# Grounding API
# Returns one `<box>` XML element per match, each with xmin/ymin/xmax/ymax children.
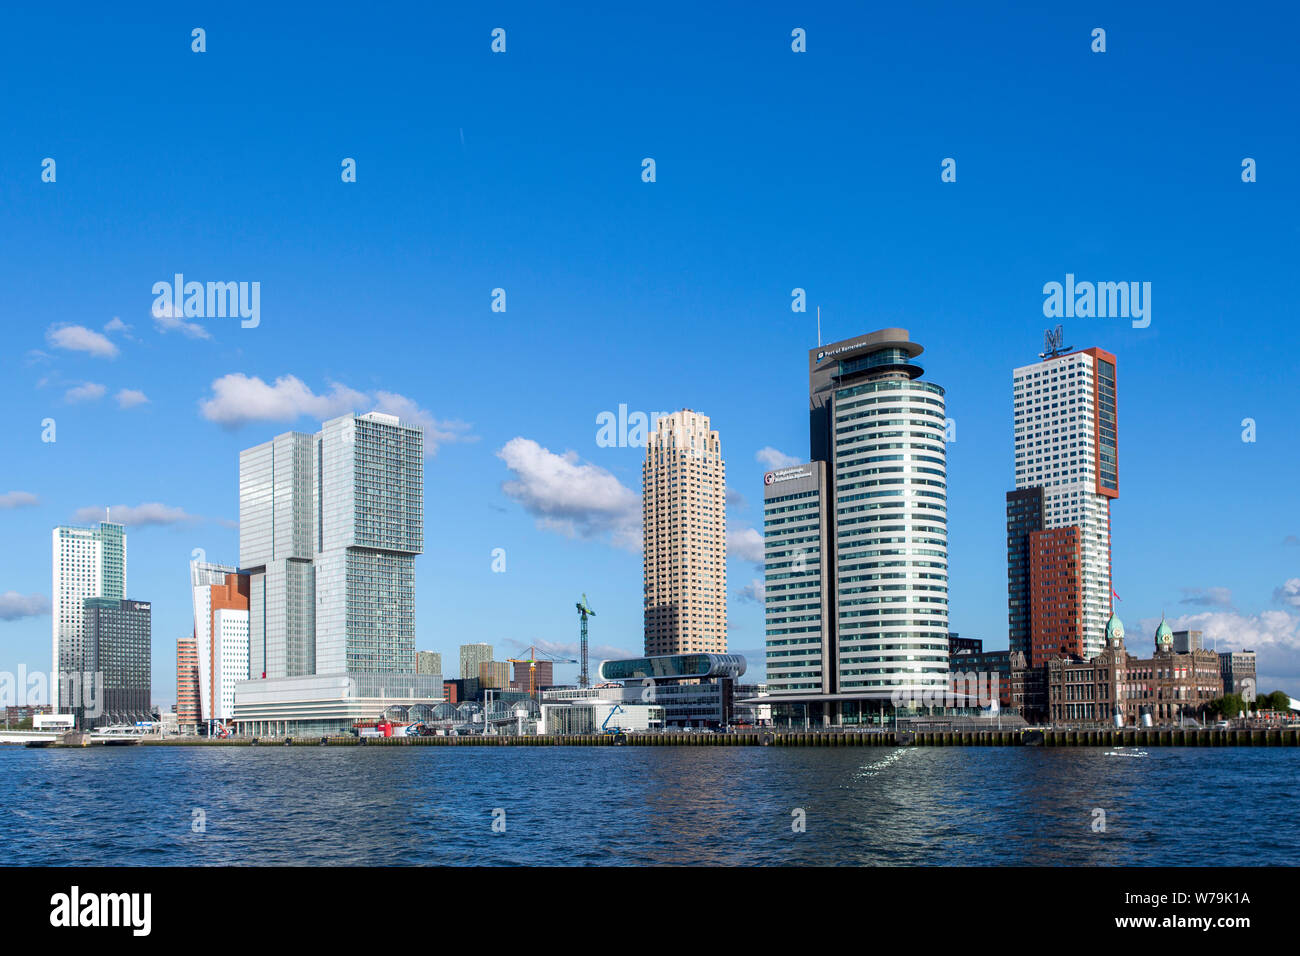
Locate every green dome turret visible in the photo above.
<box><xmin>1155</xmin><ymin>615</ymin><xmax>1173</xmax><ymax>647</ymax></box>
<box><xmin>1106</xmin><ymin>612</ymin><xmax>1125</xmax><ymax>647</ymax></box>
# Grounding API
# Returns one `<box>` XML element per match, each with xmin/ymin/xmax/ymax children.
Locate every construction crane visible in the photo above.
<box><xmin>505</xmin><ymin>645</ymin><xmax>577</xmax><ymax>698</ymax></box>
<box><xmin>576</xmin><ymin>593</ymin><xmax>596</xmax><ymax>688</ymax></box>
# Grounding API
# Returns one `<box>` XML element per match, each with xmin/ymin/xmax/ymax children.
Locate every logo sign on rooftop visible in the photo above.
<box><xmin>765</xmin><ymin>466</ymin><xmax>812</xmax><ymax>486</ymax></box>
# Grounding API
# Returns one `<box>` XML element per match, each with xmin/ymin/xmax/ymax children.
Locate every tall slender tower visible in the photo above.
<box><xmin>764</xmin><ymin>329</ymin><xmax>949</xmax><ymax>725</ymax></box>
<box><xmin>51</xmin><ymin>520</ymin><xmax>125</xmax><ymax>712</ymax></box>
<box><xmin>642</xmin><ymin>410</ymin><xmax>727</xmax><ymax>656</ymax></box>
<box><xmin>1011</xmin><ymin>340</ymin><xmax>1118</xmax><ymax>665</ymax></box>
<box><xmin>190</xmin><ymin>561</ymin><xmax>250</xmax><ymax>728</ymax></box>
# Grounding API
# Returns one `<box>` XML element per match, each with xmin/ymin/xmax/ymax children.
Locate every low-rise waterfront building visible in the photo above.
<box><xmin>1047</xmin><ymin>614</ymin><xmax>1222</xmax><ymax>726</ymax></box>
<box><xmin>231</xmin><ymin>672</ymin><xmax>445</xmax><ymax>736</ymax></box>
<box><xmin>539</xmin><ymin>699</ymin><xmax>663</xmax><ymax>734</ymax></box>
<box><xmin>541</xmin><ymin>653</ymin><xmax>746</xmax><ymax>728</ymax></box>
<box><xmin>948</xmin><ymin>649</ymin><xmax>1012</xmax><ymax>709</ymax></box>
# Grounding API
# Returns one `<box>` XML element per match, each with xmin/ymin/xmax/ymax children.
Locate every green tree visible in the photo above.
<box><xmin>1263</xmin><ymin>690</ymin><xmax>1292</xmax><ymax>712</ymax></box>
<box><xmin>1209</xmin><ymin>693</ymin><xmax>1245</xmax><ymax>718</ymax></box>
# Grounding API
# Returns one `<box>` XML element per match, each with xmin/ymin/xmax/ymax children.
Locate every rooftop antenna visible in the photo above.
<box><xmin>817</xmin><ymin>306</ymin><xmax>822</xmax><ymax>347</ymax></box>
<box><xmin>1039</xmin><ymin>324</ymin><xmax>1072</xmax><ymax>359</ymax></box>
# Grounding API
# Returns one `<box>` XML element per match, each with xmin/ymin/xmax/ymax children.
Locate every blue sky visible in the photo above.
<box><xmin>2</xmin><ymin>1</ymin><xmax>1298</xmax><ymax>705</ymax></box>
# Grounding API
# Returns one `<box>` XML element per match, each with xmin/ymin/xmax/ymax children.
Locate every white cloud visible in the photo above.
<box><xmin>736</xmin><ymin>579</ymin><xmax>764</xmax><ymax>604</ymax></box>
<box><xmin>71</xmin><ymin>502</ymin><xmax>196</xmax><ymax>528</ymax></box>
<box><xmin>372</xmin><ymin>391</ymin><xmax>477</xmax><ymax>456</ymax></box>
<box><xmin>0</xmin><ymin>491</ymin><xmax>39</xmax><ymax>509</ymax></box>
<box><xmin>197</xmin><ymin>375</ymin><xmax>471</xmax><ymax>456</ymax></box>
<box><xmin>727</xmin><ymin>526</ymin><xmax>764</xmax><ymax>563</ymax></box>
<box><xmin>64</xmin><ymin>382</ymin><xmax>107</xmax><ymax>403</ymax></box>
<box><xmin>152</xmin><ymin>300</ymin><xmax>213</xmax><ymax>339</ymax></box>
<box><xmin>1275</xmin><ymin>579</ymin><xmax>1300</xmax><ymax>609</ymax></box>
<box><xmin>115</xmin><ymin>389</ymin><xmax>149</xmax><ymax>409</ymax></box>
<box><xmin>0</xmin><ymin>592</ymin><xmax>51</xmax><ymax>621</ymax></box>
<box><xmin>103</xmin><ymin>317</ymin><xmax>130</xmax><ymax>334</ymax></box>
<box><xmin>46</xmin><ymin>324</ymin><xmax>119</xmax><ymax>359</ymax></box>
<box><xmin>198</xmin><ymin>373</ymin><xmax>368</xmax><ymax>428</ymax></box>
<box><xmin>756</xmin><ymin>446</ymin><xmax>801</xmax><ymax>469</ymax></box>
<box><xmin>725</xmin><ymin>486</ymin><xmax>748</xmax><ymax>510</ymax></box>
<box><xmin>497</xmin><ymin>437</ymin><xmax>641</xmax><ymax>550</ymax></box>
<box><xmin>1179</xmin><ymin>586</ymin><xmax>1234</xmax><ymax>609</ymax></box>
<box><xmin>1168</xmin><ymin>608</ymin><xmax>1300</xmax><ymax>696</ymax></box>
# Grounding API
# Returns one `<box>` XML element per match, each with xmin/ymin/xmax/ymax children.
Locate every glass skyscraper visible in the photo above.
<box><xmin>239</xmin><ymin>411</ymin><xmax>424</xmax><ymax>682</ymax></box>
<box><xmin>763</xmin><ymin>329</ymin><xmax>949</xmax><ymax>725</ymax></box>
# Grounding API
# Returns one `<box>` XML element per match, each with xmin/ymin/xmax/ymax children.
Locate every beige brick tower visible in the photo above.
<box><xmin>642</xmin><ymin>410</ymin><xmax>727</xmax><ymax>655</ymax></box>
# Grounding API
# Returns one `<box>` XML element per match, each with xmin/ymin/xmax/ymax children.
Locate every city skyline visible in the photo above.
<box><xmin>2</xmin><ymin>5</ymin><xmax>1298</xmax><ymax>705</ymax></box>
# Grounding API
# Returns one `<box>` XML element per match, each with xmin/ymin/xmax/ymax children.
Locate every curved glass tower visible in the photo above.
<box><xmin>811</xmin><ymin>330</ymin><xmax>949</xmax><ymax>699</ymax></box>
<box><xmin>764</xmin><ymin>329</ymin><xmax>949</xmax><ymax>725</ymax></box>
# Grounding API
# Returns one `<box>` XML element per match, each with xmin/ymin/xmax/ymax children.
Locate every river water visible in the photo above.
<box><xmin>2</xmin><ymin>745</ymin><xmax>1292</xmax><ymax>865</ymax></box>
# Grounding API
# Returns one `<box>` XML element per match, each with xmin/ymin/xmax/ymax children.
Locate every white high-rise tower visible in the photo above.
<box><xmin>51</xmin><ymin>520</ymin><xmax>125</xmax><ymax>712</ymax></box>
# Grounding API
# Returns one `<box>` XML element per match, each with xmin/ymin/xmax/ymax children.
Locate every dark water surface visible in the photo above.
<box><xmin>1</xmin><ymin>745</ymin><xmax>1294</xmax><ymax>865</ymax></box>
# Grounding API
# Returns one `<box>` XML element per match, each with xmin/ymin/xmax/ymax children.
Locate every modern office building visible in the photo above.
<box><xmin>1010</xmin><ymin>342</ymin><xmax>1118</xmax><ymax>663</ymax></box>
<box><xmin>233</xmin><ymin>411</ymin><xmax>438</xmax><ymax>734</ymax></box>
<box><xmin>1173</xmin><ymin>629</ymin><xmax>1204</xmax><ymax>654</ymax></box>
<box><xmin>1005</xmin><ymin>488</ymin><xmax>1044</xmax><ymax>659</ymax></box>
<box><xmin>479</xmin><ymin>660</ymin><xmax>510</xmax><ymax>690</ymax></box>
<box><xmin>444</xmin><ymin>677</ymin><xmax>480</xmax><ymax>703</ymax></box>
<box><xmin>176</xmin><ymin>638</ymin><xmax>200</xmax><ymax>733</ymax></box>
<box><xmin>190</xmin><ymin>561</ymin><xmax>250</xmax><ymax>730</ymax></box>
<box><xmin>946</xmin><ymin>649</ymin><xmax>1012</xmax><ymax>709</ymax></box>
<box><xmin>763</xmin><ymin>461</ymin><xmax>831</xmax><ymax>696</ymax></box>
<box><xmin>415</xmin><ymin>651</ymin><xmax>442</xmax><ymax>675</ymax></box>
<box><xmin>512</xmin><ymin>659</ymin><xmax>554</xmax><ymax>693</ymax></box>
<box><xmin>82</xmin><ymin>597</ymin><xmax>152</xmax><ymax>729</ymax></box>
<box><xmin>51</xmin><ymin>519</ymin><xmax>125</xmax><ymax>713</ymax></box>
<box><xmin>1218</xmin><ymin>650</ymin><xmax>1257</xmax><ymax>697</ymax></box>
<box><xmin>459</xmin><ymin>643</ymin><xmax>493</xmax><ymax>681</ymax></box>
<box><xmin>642</xmin><ymin>410</ymin><xmax>727</xmax><ymax>656</ymax></box>
<box><xmin>761</xmin><ymin>329</ymin><xmax>949</xmax><ymax>726</ymax></box>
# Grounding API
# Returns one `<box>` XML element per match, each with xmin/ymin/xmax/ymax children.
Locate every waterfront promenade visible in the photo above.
<box><xmin>118</xmin><ymin>727</ymin><xmax>1300</xmax><ymax>748</ymax></box>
